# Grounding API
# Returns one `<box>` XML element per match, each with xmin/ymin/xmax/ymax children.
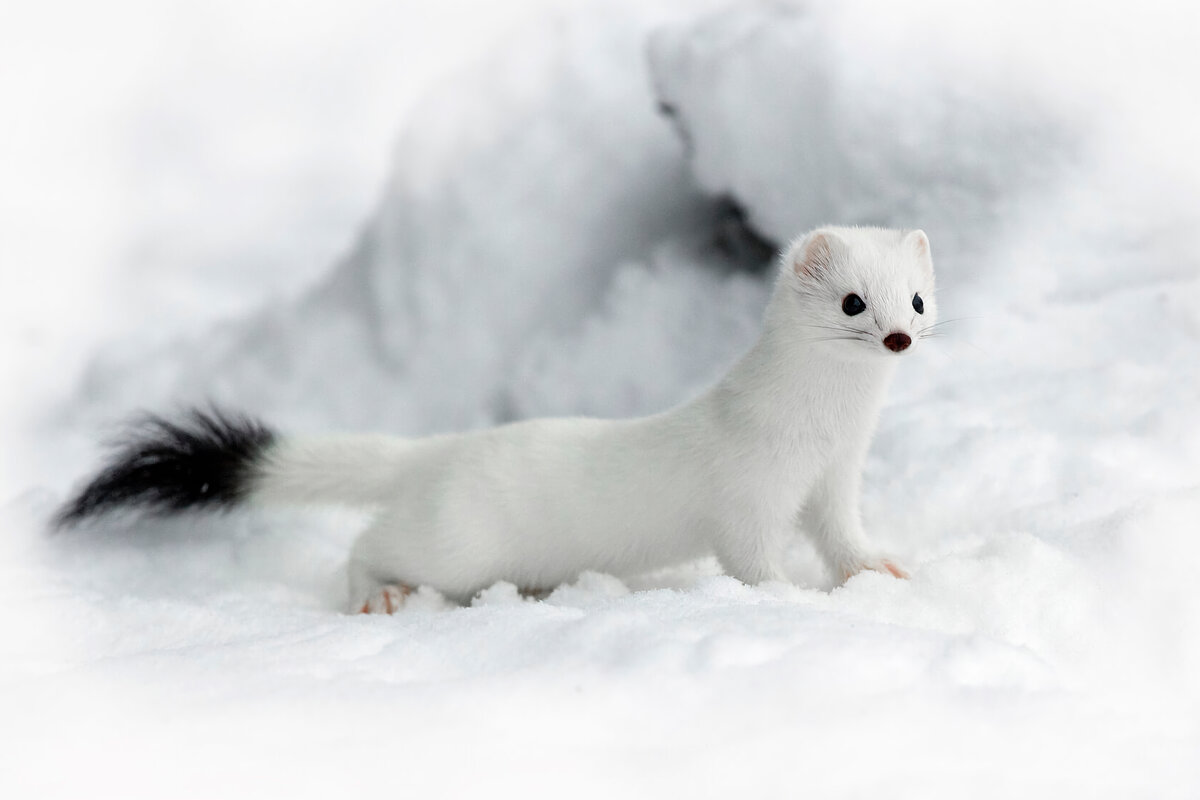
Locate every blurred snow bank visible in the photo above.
<box><xmin>648</xmin><ymin>2</ymin><xmax>1077</xmax><ymax>252</ymax></box>
<box><xmin>69</xmin><ymin>1</ymin><xmax>757</xmax><ymax>436</ymax></box>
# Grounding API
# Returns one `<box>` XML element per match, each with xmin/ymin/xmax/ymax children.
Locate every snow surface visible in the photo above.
<box><xmin>4</xmin><ymin>0</ymin><xmax>1200</xmax><ymax>797</ymax></box>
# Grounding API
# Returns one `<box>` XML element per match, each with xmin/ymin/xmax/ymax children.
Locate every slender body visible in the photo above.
<box><xmin>58</xmin><ymin>226</ymin><xmax>937</xmax><ymax>612</ymax></box>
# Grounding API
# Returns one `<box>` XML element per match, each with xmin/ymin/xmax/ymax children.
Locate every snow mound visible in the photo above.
<box><xmin>648</xmin><ymin>2</ymin><xmax>1079</xmax><ymax>252</ymax></box>
<box><xmin>70</xmin><ymin>1</ymin><xmax>749</xmax><ymax>437</ymax></box>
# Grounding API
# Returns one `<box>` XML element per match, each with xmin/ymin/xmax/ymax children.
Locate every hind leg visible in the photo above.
<box><xmin>358</xmin><ymin>583</ymin><xmax>413</xmax><ymax>614</ymax></box>
<box><xmin>347</xmin><ymin>548</ymin><xmax>414</xmax><ymax>615</ymax></box>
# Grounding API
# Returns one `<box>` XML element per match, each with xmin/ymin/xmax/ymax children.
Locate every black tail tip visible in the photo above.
<box><xmin>55</xmin><ymin>406</ymin><xmax>276</xmax><ymax>527</ymax></box>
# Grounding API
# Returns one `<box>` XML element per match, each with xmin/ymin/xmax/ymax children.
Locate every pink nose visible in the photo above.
<box><xmin>883</xmin><ymin>332</ymin><xmax>911</xmax><ymax>352</ymax></box>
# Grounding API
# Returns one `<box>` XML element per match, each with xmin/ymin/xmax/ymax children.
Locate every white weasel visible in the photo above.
<box><xmin>58</xmin><ymin>226</ymin><xmax>936</xmax><ymax>613</ymax></box>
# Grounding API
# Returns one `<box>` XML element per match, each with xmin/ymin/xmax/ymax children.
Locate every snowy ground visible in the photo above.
<box><xmin>3</xmin><ymin>1</ymin><xmax>1200</xmax><ymax>797</ymax></box>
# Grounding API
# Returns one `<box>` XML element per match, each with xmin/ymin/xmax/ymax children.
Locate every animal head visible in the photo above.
<box><xmin>775</xmin><ymin>226</ymin><xmax>937</xmax><ymax>360</ymax></box>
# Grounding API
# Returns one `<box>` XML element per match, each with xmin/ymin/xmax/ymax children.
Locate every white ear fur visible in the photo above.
<box><xmin>905</xmin><ymin>229</ymin><xmax>934</xmax><ymax>278</ymax></box>
<box><xmin>792</xmin><ymin>230</ymin><xmax>839</xmax><ymax>278</ymax></box>
<box><xmin>905</xmin><ymin>229</ymin><xmax>930</xmax><ymax>258</ymax></box>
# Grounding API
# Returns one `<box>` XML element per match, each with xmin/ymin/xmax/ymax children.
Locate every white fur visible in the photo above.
<box><xmin>252</xmin><ymin>226</ymin><xmax>937</xmax><ymax>609</ymax></box>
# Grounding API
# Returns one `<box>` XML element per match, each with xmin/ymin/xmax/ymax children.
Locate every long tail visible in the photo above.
<box><xmin>55</xmin><ymin>407</ymin><xmax>405</xmax><ymax>527</ymax></box>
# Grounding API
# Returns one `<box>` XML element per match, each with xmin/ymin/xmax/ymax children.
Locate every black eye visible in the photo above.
<box><xmin>842</xmin><ymin>294</ymin><xmax>865</xmax><ymax>316</ymax></box>
<box><xmin>912</xmin><ymin>293</ymin><xmax>924</xmax><ymax>314</ymax></box>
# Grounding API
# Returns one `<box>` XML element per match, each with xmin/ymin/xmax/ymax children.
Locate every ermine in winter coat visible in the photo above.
<box><xmin>58</xmin><ymin>226</ymin><xmax>937</xmax><ymax>613</ymax></box>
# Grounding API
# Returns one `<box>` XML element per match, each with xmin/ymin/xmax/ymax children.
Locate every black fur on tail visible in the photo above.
<box><xmin>55</xmin><ymin>407</ymin><xmax>276</xmax><ymax>527</ymax></box>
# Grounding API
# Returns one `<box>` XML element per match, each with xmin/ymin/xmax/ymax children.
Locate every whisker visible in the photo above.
<box><xmin>916</xmin><ymin>317</ymin><xmax>977</xmax><ymax>334</ymax></box>
<box><xmin>798</xmin><ymin>324</ymin><xmax>873</xmax><ymax>336</ymax></box>
<box><xmin>800</xmin><ymin>335</ymin><xmax>875</xmax><ymax>344</ymax></box>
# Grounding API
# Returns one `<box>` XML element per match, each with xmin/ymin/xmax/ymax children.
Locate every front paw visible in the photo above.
<box><xmin>840</xmin><ymin>557</ymin><xmax>910</xmax><ymax>583</ymax></box>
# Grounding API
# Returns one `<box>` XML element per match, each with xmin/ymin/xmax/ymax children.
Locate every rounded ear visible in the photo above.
<box><xmin>905</xmin><ymin>229</ymin><xmax>934</xmax><ymax>277</ymax></box>
<box><xmin>905</xmin><ymin>229</ymin><xmax>930</xmax><ymax>258</ymax></box>
<box><xmin>791</xmin><ymin>230</ymin><xmax>839</xmax><ymax>278</ymax></box>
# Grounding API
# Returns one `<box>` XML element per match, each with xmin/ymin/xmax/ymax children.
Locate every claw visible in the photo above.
<box><xmin>841</xmin><ymin>557</ymin><xmax>911</xmax><ymax>583</ymax></box>
<box><xmin>358</xmin><ymin>584</ymin><xmax>413</xmax><ymax>614</ymax></box>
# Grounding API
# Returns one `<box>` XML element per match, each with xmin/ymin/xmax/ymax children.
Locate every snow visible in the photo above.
<box><xmin>3</xmin><ymin>0</ymin><xmax>1200</xmax><ymax>797</ymax></box>
<box><xmin>648</xmin><ymin>1</ymin><xmax>1079</xmax><ymax>249</ymax></box>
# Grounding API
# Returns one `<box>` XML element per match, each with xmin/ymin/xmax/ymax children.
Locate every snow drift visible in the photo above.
<box><xmin>648</xmin><ymin>2</ymin><xmax>1078</xmax><ymax>251</ymax></box>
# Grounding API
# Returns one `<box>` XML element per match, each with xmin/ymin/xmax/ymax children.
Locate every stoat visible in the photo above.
<box><xmin>57</xmin><ymin>226</ymin><xmax>937</xmax><ymax>613</ymax></box>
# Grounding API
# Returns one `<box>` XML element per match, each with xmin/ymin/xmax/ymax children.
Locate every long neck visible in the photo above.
<box><xmin>697</xmin><ymin>313</ymin><xmax>897</xmax><ymax>447</ymax></box>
